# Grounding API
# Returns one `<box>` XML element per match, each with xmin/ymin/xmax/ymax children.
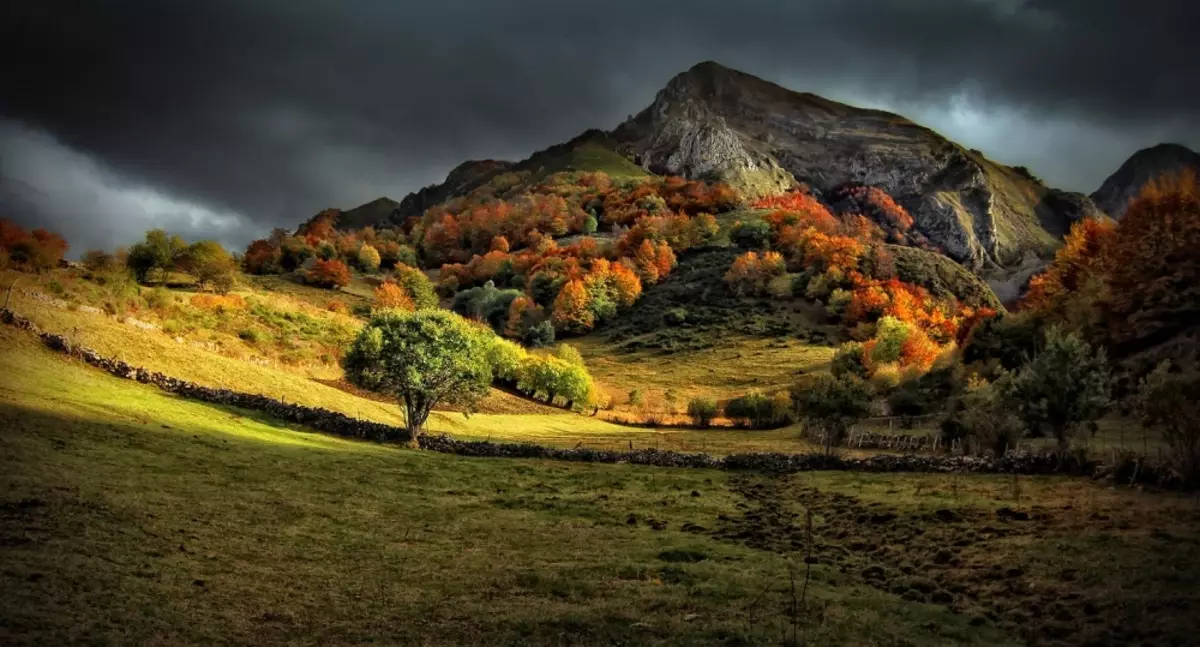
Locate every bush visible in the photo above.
<box><xmin>943</xmin><ymin>377</ymin><xmax>1026</xmax><ymax>455</ymax></box>
<box><xmin>662</xmin><ymin>307</ymin><xmax>688</xmax><ymax>326</ymax></box>
<box><xmin>628</xmin><ymin>388</ymin><xmax>644</xmax><ymax>407</ymax></box>
<box><xmin>81</xmin><ymin>249</ymin><xmax>116</xmax><ymax>273</ymax></box>
<box><xmin>831</xmin><ymin>342</ymin><xmax>868</xmax><ymax>378</ymax></box>
<box><xmin>391</xmin><ymin>264</ymin><xmax>438</xmax><ymax>310</ymax></box>
<box><xmin>239</xmin><ymin>328</ymin><xmax>268</xmax><ymax>344</ymax></box>
<box><xmin>791</xmin><ymin>374</ymin><xmax>872</xmax><ymax>452</ymax></box>
<box><xmin>326</xmin><ymin>299</ymin><xmax>349</xmax><ymax>315</ymax></box>
<box><xmin>686</xmin><ymin>397</ymin><xmax>719</xmax><ymax>428</ymax></box>
<box><xmin>1134</xmin><ymin>361</ymin><xmax>1200</xmax><ymax>487</ymax></box>
<box><xmin>523</xmin><ymin>320</ymin><xmax>555</xmax><ymax>348</ymax></box>
<box><xmin>724</xmin><ymin>391</ymin><xmax>791</xmax><ymax>429</ymax></box>
<box><xmin>730</xmin><ymin>219</ymin><xmax>772</xmax><ymax>249</ymax></box>
<box><xmin>143</xmin><ymin>287</ymin><xmax>172</xmax><ymax>310</ymax></box>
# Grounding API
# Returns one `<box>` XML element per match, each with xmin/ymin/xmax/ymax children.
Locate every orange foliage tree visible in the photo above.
<box><xmin>374</xmin><ymin>281</ymin><xmax>416</xmax><ymax>311</ymax></box>
<box><xmin>1105</xmin><ymin>170</ymin><xmax>1200</xmax><ymax>347</ymax></box>
<box><xmin>551</xmin><ymin>279</ymin><xmax>594</xmax><ymax>333</ymax></box>
<box><xmin>306</xmin><ymin>259</ymin><xmax>351</xmax><ymax>289</ymax></box>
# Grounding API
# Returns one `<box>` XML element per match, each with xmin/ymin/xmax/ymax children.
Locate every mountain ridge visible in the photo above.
<box><xmin>1090</xmin><ymin>142</ymin><xmax>1200</xmax><ymax>218</ymax></box>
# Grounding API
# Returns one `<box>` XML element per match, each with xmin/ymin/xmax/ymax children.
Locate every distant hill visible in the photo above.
<box><xmin>338</xmin><ymin>196</ymin><xmax>405</xmax><ymax>230</ymax></box>
<box><xmin>1090</xmin><ymin>143</ymin><xmax>1200</xmax><ymax>218</ymax></box>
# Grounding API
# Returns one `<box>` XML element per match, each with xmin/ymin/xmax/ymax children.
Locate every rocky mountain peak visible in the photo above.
<box><xmin>613</xmin><ymin>62</ymin><xmax>1090</xmax><ymax>271</ymax></box>
<box><xmin>1091</xmin><ymin>143</ymin><xmax>1200</xmax><ymax>217</ymax></box>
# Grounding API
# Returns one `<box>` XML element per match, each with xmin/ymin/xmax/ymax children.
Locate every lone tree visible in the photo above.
<box><xmin>1004</xmin><ymin>327</ymin><xmax>1110</xmax><ymax>452</ymax></box>
<box><xmin>342</xmin><ymin>310</ymin><xmax>493</xmax><ymax>445</ymax></box>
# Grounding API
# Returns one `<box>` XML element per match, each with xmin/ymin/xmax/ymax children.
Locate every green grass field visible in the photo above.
<box><xmin>4</xmin><ymin>327</ymin><xmax>1199</xmax><ymax>645</ymax></box>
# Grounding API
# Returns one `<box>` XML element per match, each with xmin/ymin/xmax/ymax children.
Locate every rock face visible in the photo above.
<box><xmin>611</xmin><ymin>61</ymin><xmax>1093</xmax><ymax>270</ymax></box>
<box><xmin>1090</xmin><ymin>143</ymin><xmax>1200</xmax><ymax>218</ymax></box>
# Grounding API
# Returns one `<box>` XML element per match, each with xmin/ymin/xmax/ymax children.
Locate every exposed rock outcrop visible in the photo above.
<box><xmin>1090</xmin><ymin>143</ymin><xmax>1200</xmax><ymax>218</ymax></box>
<box><xmin>612</xmin><ymin>61</ymin><xmax>1094</xmax><ymax>270</ymax></box>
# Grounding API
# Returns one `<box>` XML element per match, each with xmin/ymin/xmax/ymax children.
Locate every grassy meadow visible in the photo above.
<box><xmin>4</xmin><ymin>326</ymin><xmax>1199</xmax><ymax>646</ymax></box>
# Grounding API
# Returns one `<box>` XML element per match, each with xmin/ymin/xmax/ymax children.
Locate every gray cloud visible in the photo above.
<box><xmin>1</xmin><ymin>0</ymin><xmax>1196</xmax><ymax>253</ymax></box>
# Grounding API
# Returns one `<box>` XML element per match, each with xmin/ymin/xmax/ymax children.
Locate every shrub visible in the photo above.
<box><xmin>628</xmin><ymin>388</ymin><xmax>644</xmax><ymax>407</ymax></box>
<box><xmin>831</xmin><ymin>342</ymin><xmax>868</xmax><ymax>378</ymax></box>
<box><xmin>523</xmin><ymin>320</ymin><xmax>555</xmax><ymax>348</ymax></box>
<box><xmin>662</xmin><ymin>307</ymin><xmax>688</xmax><ymax>326</ymax></box>
<box><xmin>143</xmin><ymin>287</ymin><xmax>172</xmax><ymax>310</ymax></box>
<box><xmin>724</xmin><ymin>391</ymin><xmax>791</xmax><ymax>429</ymax></box>
<box><xmin>189</xmin><ymin>294</ymin><xmax>247</xmax><ymax>312</ymax></box>
<box><xmin>81</xmin><ymin>249</ymin><xmax>116</xmax><ymax>273</ymax></box>
<box><xmin>943</xmin><ymin>377</ymin><xmax>1026</xmax><ymax>455</ymax></box>
<box><xmin>326</xmin><ymin>299</ymin><xmax>349</xmax><ymax>315</ymax></box>
<box><xmin>791</xmin><ymin>374</ymin><xmax>873</xmax><ymax>453</ymax></box>
<box><xmin>730</xmin><ymin>219</ymin><xmax>772</xmax><ymax>249</ymax></box>
<box><xmin>375</xmin><ymin>281</ymin><xmax>416</xmax><ymax>311</ymax></box>
<box><xmin>306</xmin><ymin>259</ymin><xmax>351</xmax><ymax>289</ymax></box>
<box><xmin>238</xmin><ymin>328</ymin><xmax>268</xmax><ymax>344</ymax></box>
<box><xmin>687</xmin><ymin>397</ymin><xmax>719</xmax><ymax>428</ymax></box>
<box><xmin>1134</xmin><ymin>361</ymin><xmax>1200</xmax><ymax>487</ymax></box>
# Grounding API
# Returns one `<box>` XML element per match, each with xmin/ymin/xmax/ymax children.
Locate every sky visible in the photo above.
<box><xmin>1</xmin><ymin>0</ymin><xmax>1197</xmax><ymax>255</ymax></box>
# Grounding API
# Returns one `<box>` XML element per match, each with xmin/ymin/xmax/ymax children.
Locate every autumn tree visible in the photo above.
<box><xmin>551</xmin><ymin>279</ymin><xmax>595</xmax><ymax>333</ymax></box>
<box><xmin>306</xmin><ymin>259</ymin><xmax>351</xmax><ymax>289</ymax></box>
<box><xmin>1105</xmin><ymin>170</ymin><xmax>1200</xmax><ymax>348</ymax></box>
<box><xmin>375</xmin><ymin>281</ymin><xmax>416</xmax><ymax>311</ymax></box>
<box><xmin>243</xmin><ymin>239</ymin><xmax>281</xmax><ymax>274</ymax></box>
<box><xmin>357</xmin><ymin>244</ymin><xmax>381</xmax><ymax>273</ymax></box>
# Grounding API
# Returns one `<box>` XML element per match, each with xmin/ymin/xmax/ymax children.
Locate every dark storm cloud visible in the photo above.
<box><xmin>1</xmin><ymin>0</ymin><xmax>1197</xmax><ymax>252</ymax></box>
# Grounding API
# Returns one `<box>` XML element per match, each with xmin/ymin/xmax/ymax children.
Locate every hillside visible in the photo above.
<box><xmin>1090</xmin><ymin>143</ymin><xmax>1200</xmax><ymax>218</ymax></box>
<box><xmin>611</xmin><ymin>61</ymin><xmax>1095</xmax><ymax>270</ymax></box>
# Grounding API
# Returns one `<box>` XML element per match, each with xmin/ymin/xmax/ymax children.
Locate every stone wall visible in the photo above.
<box><xmin>2</xmin><ymin>308</ymin><xmax>1182</xmax><ymax>487</ymax></box>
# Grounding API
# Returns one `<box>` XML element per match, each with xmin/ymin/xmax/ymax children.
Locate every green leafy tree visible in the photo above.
<box><xmin>687</xmin><ymin>397</ymin><xmax>719</xmax><ymax>428</ymax></box>
<box><xmin>342</xmin><ymin>310</ymin><xmax>493</xmax><ymax>444</ymax></box>
<box><xmin>1004</xmin><ymin>327</ymin><xmax>1110</xmax><ymax>452</ymax></box>
<box><xmin>181</xmin><ymin>240</ymin><xmax>237</xmax><ymax>293</ymax></box>
<box><xmin>392</xmin><ymin>264</ymin><xmax>438</xmax><ymax>310</ymax></box>
<box><xmin>126</xmin><ymin>229</ymin><xmax>186</xmax><ymax>284</ymax></box>
<box><xmin>792</xmin><ymin>374</ymin><xmax>873</xmax><ymax>453</ymax></box>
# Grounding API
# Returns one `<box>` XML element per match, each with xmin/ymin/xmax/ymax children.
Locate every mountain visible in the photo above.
<box><xmin>611</xmin><ymin>61</ymin><xmax>1098</xmax><ymax>270</ymax></box>
<box><xmin>1090</xmin><ymin>143</ymin><xmax>1200</xmax><ymax>218</ymax></box>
